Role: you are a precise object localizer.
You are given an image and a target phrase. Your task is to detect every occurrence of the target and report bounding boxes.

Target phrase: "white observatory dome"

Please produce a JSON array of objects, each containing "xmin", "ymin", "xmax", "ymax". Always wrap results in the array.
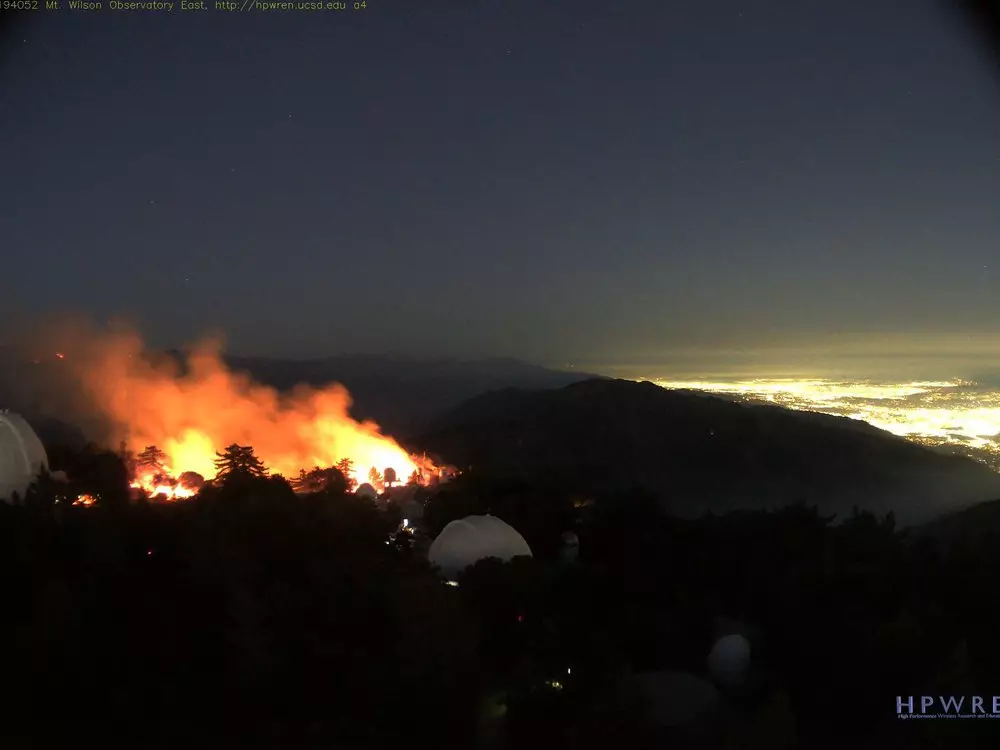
[
  {"xmin": 428, "ymin": 514, "xmax": 532, "ymax": 579},
  {"xmin": 706, "ymin": 633, "xmax": 751, "ymax": 688},
  {"xmin": 355, "ymin": 482, "xmax": 378, "ymax": 501},
  {"xmin": 0, "ymin": 411, "xmax": 49, "ymax": 502}
]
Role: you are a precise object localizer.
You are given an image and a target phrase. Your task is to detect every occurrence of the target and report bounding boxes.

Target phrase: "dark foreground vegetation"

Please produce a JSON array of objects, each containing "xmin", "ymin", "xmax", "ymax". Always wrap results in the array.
[{"xmin": 3, "ymin": 444, "xmax": 1000, "ymax": 749}]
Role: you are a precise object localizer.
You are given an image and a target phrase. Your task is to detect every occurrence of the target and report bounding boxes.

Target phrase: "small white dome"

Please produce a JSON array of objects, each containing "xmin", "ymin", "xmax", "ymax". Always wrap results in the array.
[
  {"xmin": 355, "ymin": 482, "xmax": 378, "ymax": 500},
  {"xmin": 0, "ymin": 411, "xmax": 49, "ymax": 502},
  {"xmin": 428, "ymin": 514, "xmax": 532, "ymax": 579},
  {"xmin": 707, "ymin": 633, "xmax": 751, "ymax": 688}
]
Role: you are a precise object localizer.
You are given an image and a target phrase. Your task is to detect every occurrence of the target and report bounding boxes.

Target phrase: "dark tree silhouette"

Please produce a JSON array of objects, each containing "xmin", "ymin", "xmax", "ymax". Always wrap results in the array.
[
  {"xmin": 68, "ymin": 443, "xmax": 131, "ymax": 509},
  {"xmin": 292, "ymin": 466, "xmax": 349, "ymax": 495},
  {"xmin": 136, "ymin": 445, "xmax": 168, "ymax": 475},
  {"xmin": 10, "ymin": 433, "xmax": 1000, "ymax": 750},
  {"xmin": 177, "ymin": 471, "xmax": 205, "ymax": 492},
  {"xmin": 335, "ymin": 457, "xmax": 356, "ymax": 485},
  {"xmin": 291, "ymin": 468, "xmax": 310, "ymax": 491},
  {"xmin": 213, "ymin": 443, "xmax": 268, "ymax": 482}
]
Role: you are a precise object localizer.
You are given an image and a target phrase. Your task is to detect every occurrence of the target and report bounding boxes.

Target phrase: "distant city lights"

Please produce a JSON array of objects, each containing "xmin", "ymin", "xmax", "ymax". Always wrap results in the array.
[{"xmin": 647, "ymin": 377, "xmax": 1000, "ymax": 469}]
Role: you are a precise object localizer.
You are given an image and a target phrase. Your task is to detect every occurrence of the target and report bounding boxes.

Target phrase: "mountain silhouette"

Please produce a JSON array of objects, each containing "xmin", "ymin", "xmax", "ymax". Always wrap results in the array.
[
  {"xmin": 914, "ymin": 495, "xmax": 1000, "ymax": 547},
  {"xmin": 416, "ymin": 378, "xmax": 1000, "ymax": 525},
  {"xmin": 220, "ymin": 354, "xmax": 601, "ymax": 437}
]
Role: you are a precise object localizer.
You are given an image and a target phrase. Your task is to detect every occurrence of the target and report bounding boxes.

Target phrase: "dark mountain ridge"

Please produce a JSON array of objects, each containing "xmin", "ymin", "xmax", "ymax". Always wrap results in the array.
[
  {"xmin": 417, "ymin": 378, "xmax": 1000, "ymax": 526},
  {"xmin": 219, "ymin": 354, "xmax": 602, "ymax": 437},
  {"xmin": 913, "ymin": 496, "xmax": 1000, "ymax": 547}
]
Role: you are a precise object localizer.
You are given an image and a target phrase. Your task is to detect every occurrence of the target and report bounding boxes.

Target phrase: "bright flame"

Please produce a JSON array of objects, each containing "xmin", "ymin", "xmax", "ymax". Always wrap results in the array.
[
  {"xmin": 73, "ymin": 493, "xmax": 97, "ymax": 506},
  {"xmin": 129, "ymin": 470, "xmax": 198, "ymax": 500},
  {"xmin": 61, "ymin": 327, "xmax": 436, "ymax": 496}
]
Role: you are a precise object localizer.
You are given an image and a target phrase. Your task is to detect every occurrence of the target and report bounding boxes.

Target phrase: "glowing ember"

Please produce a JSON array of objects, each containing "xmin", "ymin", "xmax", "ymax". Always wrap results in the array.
[
  {"xmin": 73, "ymin": 493, "xmax": 97, "ymax": 506},
  {"xmin": 56, "ymin": 325, "xmax": 438, "ymax": 498}
]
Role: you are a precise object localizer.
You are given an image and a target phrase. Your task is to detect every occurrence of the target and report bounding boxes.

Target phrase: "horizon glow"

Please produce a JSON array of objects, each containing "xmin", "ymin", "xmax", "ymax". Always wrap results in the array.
[{"xmin": 643, "ymin": 377, "xmax": 1000, "ymax": 470}]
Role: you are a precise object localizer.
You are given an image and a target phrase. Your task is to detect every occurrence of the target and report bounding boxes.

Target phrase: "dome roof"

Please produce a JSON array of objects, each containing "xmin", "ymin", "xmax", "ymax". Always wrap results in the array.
[
  {"xmin": 355, "ymin": 482, "xmax": 378, "ymax": 500},
  {"xmin": 0, "ymin": 411, "xmax": 49, "ymax": 502},
  {"xmin": 428, "ymin": 514, "xmax": 532, "ymax": 579},
  {"xmin": 706, "ymin": 633, "xmax": 751, "ymax": 688}
]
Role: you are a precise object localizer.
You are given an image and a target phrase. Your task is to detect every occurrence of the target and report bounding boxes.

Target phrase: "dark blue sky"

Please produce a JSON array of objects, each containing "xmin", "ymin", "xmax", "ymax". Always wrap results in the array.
[{"xmin": 2, "ymin": 0, "xmax": 998, "ymax": 367}]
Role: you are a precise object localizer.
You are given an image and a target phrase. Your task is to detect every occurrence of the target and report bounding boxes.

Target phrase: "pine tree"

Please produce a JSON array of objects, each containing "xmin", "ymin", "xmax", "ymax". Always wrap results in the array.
[
  {"xmin": 335, "ymin": 458, "xmax": 354, "ymax": 478},
  {"xmin": 291, "ymin": 468, "xmax": 310, "ymax": 492},
  {"xmin": 136, "ymin": 445, "xmax": 167, "ymax": 475},
  {"xmin": 213, "ymin": 444, "xmax": 268, "ymax": 482},
  {"xmin": 291, "ymin": 466, "xmax": 349, "ymax": 494}
]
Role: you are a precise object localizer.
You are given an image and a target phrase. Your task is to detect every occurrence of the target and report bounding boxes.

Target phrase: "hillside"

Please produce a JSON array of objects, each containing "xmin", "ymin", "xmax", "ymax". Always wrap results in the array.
[
  {"xmin": 416, "ymin": 378, "xmax": 1000, "ymax": 526},
  {"xmin": 913, "ymin": 497, "xmax": 1000, "ymax": 547},
  {"xmin": 221, "ymin": 355, "xmax": 600, "ymax": 437}
]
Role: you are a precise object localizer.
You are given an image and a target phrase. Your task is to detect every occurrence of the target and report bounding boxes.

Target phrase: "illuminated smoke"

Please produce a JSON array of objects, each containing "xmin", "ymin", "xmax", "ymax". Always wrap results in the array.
[{"xmin": 27, "ymin": 318, "xmax": 434, "ymax": 494}]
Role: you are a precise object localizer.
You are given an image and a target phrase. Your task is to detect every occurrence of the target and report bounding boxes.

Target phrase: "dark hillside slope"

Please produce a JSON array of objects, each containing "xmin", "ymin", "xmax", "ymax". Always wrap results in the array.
[
  {"xmin": 222, "ymin": 355, "xmax": 599, "ymax": 438},
  {"xmin": 417, "ymin": 379, "xmax": 1000, "ymax": 526},
  {"xmin": 913, "ymin": 497, "xmax": 1000, "ymax": 548}
]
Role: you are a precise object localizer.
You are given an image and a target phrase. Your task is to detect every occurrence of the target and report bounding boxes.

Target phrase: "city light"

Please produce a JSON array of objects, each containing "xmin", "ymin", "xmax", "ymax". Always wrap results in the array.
[{"xmin": 646, "ymin": 377, "xmax": 1000, "ymax": 469}]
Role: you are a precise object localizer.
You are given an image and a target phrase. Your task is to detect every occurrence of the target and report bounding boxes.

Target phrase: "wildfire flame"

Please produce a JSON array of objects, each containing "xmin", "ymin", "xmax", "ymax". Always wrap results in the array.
[
  {"xmin": 53, "ymin": 324, "xmax": 437, "ymax": 500},
  {"xmin": 130, "ymin": 473, "xmax": 198, "ymax": 500}
]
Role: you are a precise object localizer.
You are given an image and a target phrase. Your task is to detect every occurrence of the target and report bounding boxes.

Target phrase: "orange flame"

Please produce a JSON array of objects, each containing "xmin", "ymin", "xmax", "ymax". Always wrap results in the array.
[
  {"xmin": 129, "ymin": 472, "xmax": 198, "ymax": 500},
  {"xmin": 64, "ymin": 327, "xmax": 435, "ymax": 496}
]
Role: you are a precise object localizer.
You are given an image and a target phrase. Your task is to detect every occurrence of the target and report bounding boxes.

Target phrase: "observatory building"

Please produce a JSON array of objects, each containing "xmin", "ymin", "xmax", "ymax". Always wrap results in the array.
[
  {"xmin": 706, "ymin": 633, "xmax": 751, "ymax": 689},
  {"xmin": 624, "ymin": 631, "xmax": 754, "ymax": 731},
  {"xmin": 428, "ymin": 514, "xmax": 532, "ymax": 579},
  {"xmin": 355, "ymin": 482, "xmax": 379, "ymax": 501},
  {"xmin": 0, "ymin": 410, "xmax": 49, "ymax": 502}
]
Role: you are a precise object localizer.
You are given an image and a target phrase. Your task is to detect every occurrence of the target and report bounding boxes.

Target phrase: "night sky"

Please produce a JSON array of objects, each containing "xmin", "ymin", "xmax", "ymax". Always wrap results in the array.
[{"xmin": 2, "ymin": 0, "xmax": 999, "ymax": 369}]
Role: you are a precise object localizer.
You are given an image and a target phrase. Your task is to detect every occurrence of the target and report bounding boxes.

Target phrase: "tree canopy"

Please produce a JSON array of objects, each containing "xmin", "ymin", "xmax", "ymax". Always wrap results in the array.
[
  {"xmin": 6, "ymin": 441, "xmax": 1000, "ymax": 749},
  {"xmin": 213, "ymin": 443, "xmax": 269, "ymax": 482}
]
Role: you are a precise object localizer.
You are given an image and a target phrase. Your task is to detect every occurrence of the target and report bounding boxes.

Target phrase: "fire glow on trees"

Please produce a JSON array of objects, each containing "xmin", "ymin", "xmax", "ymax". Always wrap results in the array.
[{"xmin": 56, "ymin": 325, "xmax": 438, "ymax": 500}]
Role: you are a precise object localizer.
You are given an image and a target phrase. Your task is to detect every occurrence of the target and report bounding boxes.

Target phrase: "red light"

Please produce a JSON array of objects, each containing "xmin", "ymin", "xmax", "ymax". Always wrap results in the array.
[{"xmin": 516, "ymin": 614, "xmax": 524, "ymax": 622}]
